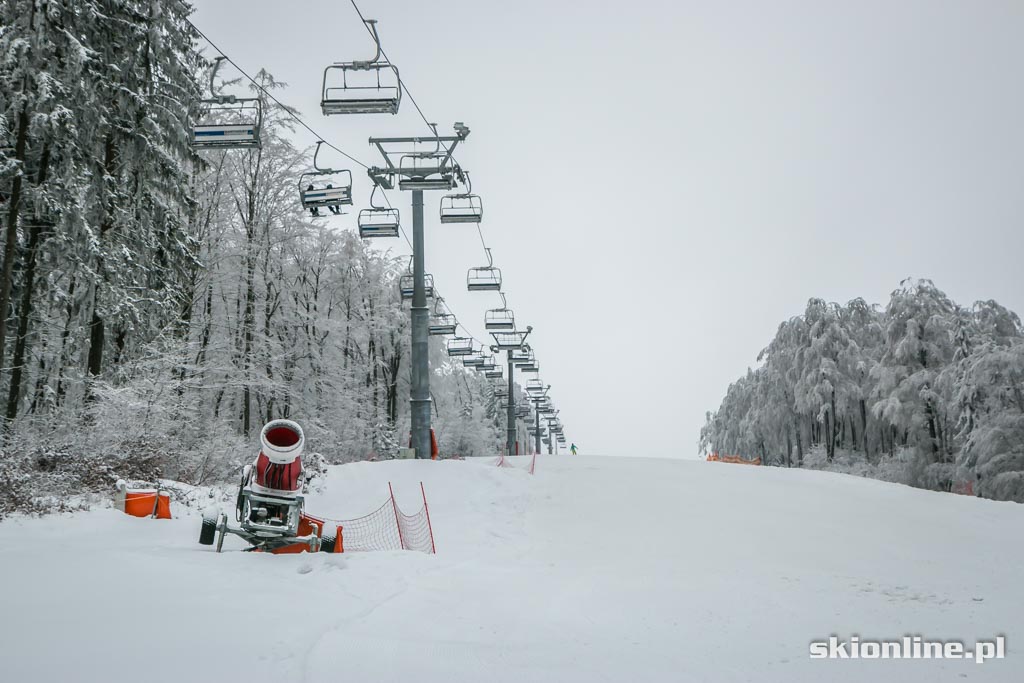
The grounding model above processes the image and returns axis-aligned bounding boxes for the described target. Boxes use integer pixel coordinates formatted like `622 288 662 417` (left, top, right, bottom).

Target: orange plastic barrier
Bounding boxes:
123 490 172 519
269 514 343 554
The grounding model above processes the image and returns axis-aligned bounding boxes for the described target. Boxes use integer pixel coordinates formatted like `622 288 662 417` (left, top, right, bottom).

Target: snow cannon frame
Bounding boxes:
198 420 340 554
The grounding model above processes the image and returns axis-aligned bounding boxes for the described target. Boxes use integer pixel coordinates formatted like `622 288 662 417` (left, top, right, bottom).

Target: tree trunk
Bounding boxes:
794 416 804 466
784 426 792 468
860 399 869 458
5 143 50 423
0 101 31 382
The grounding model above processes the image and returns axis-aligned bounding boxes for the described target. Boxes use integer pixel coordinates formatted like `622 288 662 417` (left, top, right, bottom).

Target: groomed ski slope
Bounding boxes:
0 455 1020 683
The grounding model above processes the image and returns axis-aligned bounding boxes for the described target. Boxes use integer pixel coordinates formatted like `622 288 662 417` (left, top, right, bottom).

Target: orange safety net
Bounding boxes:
707 453 761 466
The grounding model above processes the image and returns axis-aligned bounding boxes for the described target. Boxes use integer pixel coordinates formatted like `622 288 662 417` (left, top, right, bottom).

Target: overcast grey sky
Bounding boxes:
191 0 1024 457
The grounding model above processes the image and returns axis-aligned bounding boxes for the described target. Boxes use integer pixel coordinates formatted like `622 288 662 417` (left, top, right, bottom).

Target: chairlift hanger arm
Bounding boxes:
208 56 229 101
312 141 337 173
352 19 384 67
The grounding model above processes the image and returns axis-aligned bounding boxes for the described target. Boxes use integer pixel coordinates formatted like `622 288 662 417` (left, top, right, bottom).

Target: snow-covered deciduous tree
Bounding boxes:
702 279 1024 502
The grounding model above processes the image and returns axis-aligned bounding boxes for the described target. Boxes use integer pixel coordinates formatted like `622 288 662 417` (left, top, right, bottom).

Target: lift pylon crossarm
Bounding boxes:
321 19 401 115
368 124 469 190
491 329 531 351
526 379 549 395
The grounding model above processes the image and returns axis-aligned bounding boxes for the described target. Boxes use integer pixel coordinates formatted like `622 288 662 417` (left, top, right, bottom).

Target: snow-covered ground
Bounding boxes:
1 456 1020 682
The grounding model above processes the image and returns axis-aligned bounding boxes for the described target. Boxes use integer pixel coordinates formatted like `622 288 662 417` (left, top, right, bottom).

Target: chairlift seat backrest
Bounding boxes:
302 186 352 206
193 123 260 149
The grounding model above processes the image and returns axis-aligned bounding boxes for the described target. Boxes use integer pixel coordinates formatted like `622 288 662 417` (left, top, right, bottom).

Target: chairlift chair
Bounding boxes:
493 386 509 398
468 248 501 292
358 208 400 238
321 20 401 115
429 312 457 336
484 304 515 331
463 354 485 368
485 368 504 380
467 266 501 291
439 193 483 223
300 176 352 211
439 173 483 223
194 57 263 150
509 346 532 363
513 349 536 368
400 272 434 300
479 356 497 371
358 183 400 238
526 379 546 395
520 361 539 373
398 153 456 191
446 337 474 357
299 142 353 214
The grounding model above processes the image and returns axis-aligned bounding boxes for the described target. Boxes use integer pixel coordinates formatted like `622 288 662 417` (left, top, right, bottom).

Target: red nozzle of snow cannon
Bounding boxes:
260 419 304 464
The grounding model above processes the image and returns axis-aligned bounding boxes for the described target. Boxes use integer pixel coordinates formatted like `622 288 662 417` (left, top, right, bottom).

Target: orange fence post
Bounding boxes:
420 482 436 554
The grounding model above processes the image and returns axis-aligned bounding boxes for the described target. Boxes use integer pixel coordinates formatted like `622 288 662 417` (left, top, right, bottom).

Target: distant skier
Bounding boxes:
570 443 577 456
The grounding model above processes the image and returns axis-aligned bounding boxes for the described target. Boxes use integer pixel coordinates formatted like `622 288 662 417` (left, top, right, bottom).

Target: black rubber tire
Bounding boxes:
199 518 217 546
319 534 336 553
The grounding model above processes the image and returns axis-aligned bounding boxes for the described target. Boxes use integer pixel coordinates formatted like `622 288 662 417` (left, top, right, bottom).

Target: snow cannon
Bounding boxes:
199 420 340 554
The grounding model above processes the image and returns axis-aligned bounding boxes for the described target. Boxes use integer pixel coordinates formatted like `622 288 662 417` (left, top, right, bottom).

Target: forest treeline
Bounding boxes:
0 0 509 515
700 279 1024 503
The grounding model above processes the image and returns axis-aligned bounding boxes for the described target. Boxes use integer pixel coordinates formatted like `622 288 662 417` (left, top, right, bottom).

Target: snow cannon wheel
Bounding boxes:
319 534 336 553
199 508 220 546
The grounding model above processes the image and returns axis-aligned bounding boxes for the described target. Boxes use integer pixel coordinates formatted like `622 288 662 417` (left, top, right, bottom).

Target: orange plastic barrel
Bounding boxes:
123 490 171 519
